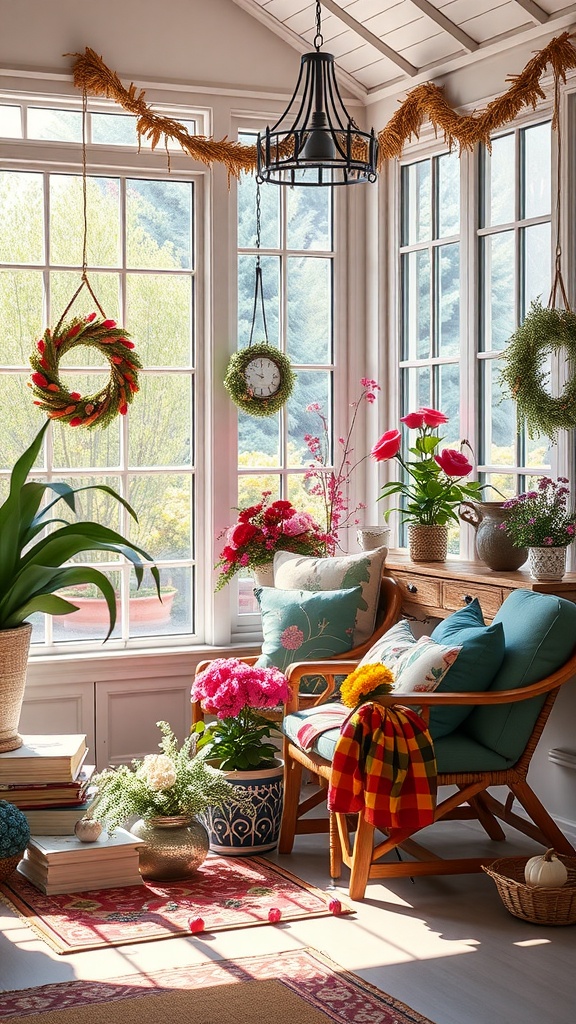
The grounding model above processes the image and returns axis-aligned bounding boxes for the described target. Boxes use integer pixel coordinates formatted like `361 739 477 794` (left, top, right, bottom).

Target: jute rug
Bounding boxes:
0 855 352 954
0 948 435 1024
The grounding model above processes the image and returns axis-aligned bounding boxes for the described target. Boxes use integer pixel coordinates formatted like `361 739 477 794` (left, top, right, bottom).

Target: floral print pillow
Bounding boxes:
359 619 461 693
254 585 362 674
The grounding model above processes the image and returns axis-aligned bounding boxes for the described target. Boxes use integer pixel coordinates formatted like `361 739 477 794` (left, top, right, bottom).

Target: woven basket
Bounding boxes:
0 854 23 884
483 855 576 925
407 524 448 563
0 623 33 753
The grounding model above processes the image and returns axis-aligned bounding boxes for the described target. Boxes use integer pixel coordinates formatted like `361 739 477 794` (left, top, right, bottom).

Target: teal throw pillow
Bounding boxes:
255 585 362 674
430 598 506 738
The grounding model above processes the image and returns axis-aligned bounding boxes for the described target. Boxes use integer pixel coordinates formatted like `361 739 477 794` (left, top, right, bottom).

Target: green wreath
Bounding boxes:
499 300 576 442
29 314 141 429
224 342 295 418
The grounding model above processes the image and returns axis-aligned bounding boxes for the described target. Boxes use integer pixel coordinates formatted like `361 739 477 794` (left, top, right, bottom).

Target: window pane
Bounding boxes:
0 105 22 138
28 108 82 142
126 180 193 270
129 473 192 560
126 273 192 366
437 363 460 444
481 358 516 466
485 133 515 227
438 152 460 237
128 375 192 467
287 256 331 364
0 270 44 361
0 171 44 264
287 370 331 468
50 271 120 325
238 254 279 348
52 409 121 468
438 243 460 357
526 431 552 469
56 474 123 558
237 166 279 249
237 473 280 509
130 565 193 638
402 250 430 359
401 366 431 414
91 113 139 147
481 232 515 351
53 569 122 643
0 375 42 467
239 409 280 467
402 161 431 244
50 175 121 268
523 222 550 316
523 122 551 219
287 187 332 251
481 472 516 500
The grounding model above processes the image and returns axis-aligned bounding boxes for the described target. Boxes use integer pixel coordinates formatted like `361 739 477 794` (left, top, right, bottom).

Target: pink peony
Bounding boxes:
280 624 305 650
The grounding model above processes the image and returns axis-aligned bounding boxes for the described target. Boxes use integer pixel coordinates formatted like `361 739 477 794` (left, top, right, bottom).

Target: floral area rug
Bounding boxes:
0 948 436 1024
0 855 352 954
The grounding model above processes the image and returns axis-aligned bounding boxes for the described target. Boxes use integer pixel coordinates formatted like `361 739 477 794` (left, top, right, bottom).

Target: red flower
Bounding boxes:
119 403 128 415
419 407 448 428
371 429 401 462
102 319 117 329
239 504 263 523
69 417 83 427
70 392 81 400
37 339 45 353
39 357 49 370
401 411 424 429
118 338 135 349
434 448 473 477
230 522 258 548
68 324 81 338
31 372 48 388
221 545 238 563
85 312 97 322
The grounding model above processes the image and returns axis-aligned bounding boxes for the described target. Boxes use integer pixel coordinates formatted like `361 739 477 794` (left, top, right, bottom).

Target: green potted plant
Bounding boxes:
0 420 160 753
191 658 290 855
89 721 254 880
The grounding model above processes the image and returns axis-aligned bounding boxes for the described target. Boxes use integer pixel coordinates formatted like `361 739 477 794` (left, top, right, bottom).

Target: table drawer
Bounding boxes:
394 573 442 609
442 581 503 620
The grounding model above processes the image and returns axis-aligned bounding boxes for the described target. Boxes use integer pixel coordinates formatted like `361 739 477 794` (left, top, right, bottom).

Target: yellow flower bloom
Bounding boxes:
340 662 395 708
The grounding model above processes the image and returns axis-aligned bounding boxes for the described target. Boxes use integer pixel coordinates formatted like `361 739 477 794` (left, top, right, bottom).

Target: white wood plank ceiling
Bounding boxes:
230 0 576 99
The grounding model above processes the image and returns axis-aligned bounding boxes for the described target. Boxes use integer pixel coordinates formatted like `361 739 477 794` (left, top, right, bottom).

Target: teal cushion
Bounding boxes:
464 590 576 762
282 708 512 773
255 585 362 674
430 599 506 739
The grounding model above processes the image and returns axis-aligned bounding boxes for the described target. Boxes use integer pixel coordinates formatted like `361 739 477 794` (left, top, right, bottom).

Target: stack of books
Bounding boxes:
18 829 145 894
0 735 94 836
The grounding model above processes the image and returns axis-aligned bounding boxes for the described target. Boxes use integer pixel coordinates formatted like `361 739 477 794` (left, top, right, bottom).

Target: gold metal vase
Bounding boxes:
130 814 209 880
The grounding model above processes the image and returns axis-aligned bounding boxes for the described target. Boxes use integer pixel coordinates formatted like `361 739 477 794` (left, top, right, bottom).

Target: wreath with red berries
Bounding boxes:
29 314 141 428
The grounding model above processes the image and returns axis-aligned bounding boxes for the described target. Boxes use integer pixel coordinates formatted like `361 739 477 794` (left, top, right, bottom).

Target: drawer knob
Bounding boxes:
462 594 474 605
406 583 418 594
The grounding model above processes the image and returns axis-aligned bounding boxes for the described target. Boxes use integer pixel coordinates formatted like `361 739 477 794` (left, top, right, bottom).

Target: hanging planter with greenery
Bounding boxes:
499 301 576 443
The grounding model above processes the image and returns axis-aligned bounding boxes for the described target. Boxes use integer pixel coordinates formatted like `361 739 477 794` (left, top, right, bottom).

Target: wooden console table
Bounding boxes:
384 551 576 622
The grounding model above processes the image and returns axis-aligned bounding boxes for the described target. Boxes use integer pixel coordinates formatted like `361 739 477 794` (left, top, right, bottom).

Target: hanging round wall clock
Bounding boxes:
224 184 295 417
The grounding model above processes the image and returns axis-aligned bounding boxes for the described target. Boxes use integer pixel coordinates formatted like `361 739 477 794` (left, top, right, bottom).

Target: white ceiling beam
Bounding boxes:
408 0 478 51
320 0 419 77
512 0 549 25
229 0 368 99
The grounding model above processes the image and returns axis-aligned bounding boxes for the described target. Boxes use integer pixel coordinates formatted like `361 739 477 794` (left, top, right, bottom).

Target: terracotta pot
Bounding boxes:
61 591 176 628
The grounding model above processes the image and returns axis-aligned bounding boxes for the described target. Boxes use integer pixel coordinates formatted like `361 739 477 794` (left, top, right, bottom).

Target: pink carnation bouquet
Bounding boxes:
191 658 291 771
372 407 483 526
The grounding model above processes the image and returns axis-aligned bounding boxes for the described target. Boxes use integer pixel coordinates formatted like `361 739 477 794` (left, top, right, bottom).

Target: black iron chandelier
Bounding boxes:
256 0 379 187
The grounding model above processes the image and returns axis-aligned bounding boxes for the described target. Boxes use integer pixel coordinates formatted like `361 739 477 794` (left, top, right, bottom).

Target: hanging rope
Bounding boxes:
248 183 269 347
71 32 576 177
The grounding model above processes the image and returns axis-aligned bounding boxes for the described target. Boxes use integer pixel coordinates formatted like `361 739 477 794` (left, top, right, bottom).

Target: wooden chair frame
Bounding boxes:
279 646 576 900
192 576 403 726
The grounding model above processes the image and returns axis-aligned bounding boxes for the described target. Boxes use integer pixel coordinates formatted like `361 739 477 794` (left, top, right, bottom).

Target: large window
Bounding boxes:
0 100 200 648
235 138 335 612
397 117 555 554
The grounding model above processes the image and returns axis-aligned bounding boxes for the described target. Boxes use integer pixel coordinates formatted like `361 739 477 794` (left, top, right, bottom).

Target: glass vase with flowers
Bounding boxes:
371 407 483 561
191 658 291 854
500 477 576 580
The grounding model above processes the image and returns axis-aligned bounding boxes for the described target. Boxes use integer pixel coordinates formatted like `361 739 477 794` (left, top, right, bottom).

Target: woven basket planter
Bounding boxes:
0 623 33 753
407 524 448 563
483 855 576 925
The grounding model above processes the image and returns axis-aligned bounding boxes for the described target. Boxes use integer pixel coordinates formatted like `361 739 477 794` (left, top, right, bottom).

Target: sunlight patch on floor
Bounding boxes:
514 938 551 947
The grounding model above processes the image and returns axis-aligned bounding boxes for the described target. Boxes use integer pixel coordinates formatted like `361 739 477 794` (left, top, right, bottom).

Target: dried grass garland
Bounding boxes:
71 33 576 177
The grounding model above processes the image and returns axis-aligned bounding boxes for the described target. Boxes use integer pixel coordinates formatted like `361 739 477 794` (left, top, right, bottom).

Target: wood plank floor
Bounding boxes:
1 814 575 1024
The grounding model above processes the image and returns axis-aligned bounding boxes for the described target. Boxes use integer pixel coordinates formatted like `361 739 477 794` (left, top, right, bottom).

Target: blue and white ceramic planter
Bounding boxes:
202 759 284 856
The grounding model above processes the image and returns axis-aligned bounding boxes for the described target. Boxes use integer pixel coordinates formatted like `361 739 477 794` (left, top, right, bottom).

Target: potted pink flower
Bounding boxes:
191 658 290 854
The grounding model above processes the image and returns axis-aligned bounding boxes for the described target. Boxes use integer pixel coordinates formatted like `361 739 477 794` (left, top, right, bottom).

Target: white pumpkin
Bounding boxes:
74 817 103 843
524 848 568 888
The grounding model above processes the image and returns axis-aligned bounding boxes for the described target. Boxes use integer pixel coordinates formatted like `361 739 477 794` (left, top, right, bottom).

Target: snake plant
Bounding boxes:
0 420 160 638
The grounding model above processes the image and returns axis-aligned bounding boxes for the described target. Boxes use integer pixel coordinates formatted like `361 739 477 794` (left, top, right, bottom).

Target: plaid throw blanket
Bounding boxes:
295 705 350 750
327 702 437 831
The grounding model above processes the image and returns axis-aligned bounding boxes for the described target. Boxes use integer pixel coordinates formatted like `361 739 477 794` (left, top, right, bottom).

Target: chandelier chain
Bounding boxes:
314 0 323 50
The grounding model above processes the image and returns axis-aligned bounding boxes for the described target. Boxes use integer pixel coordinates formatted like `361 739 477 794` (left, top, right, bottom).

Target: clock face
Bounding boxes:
244 356 282 398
